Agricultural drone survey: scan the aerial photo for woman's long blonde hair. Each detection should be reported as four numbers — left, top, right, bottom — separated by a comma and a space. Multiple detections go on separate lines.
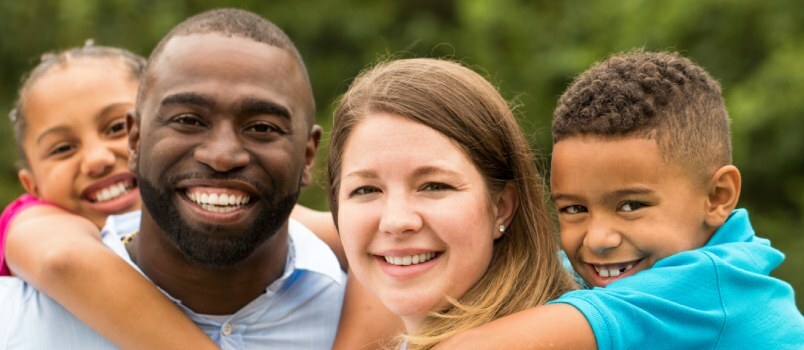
328, 58, 576, 349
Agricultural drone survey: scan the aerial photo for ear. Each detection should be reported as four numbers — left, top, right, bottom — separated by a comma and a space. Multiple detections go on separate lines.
492, 182, 519, 240
126, 109, 140, 173
704, 165, 741, 228
18, 169, 39, 197
300, 125, 322, 187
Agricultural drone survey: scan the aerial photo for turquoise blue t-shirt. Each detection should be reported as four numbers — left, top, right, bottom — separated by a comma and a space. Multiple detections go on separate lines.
550, 209, 803, 349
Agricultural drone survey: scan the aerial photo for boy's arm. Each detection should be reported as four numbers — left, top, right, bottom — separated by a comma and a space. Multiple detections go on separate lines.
435, 304, 596, 349
333, 274, 404, 349
5, 205, 219, 350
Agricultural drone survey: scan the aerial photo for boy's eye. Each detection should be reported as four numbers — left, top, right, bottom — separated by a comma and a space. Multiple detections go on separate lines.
421, 182, 454, 192
561, 205, 588, 214
106, 121, 127, 137
620, 201, 646, 212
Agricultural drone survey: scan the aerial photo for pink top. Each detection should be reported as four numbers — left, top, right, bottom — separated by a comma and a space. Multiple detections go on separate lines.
0, 194, 49, 276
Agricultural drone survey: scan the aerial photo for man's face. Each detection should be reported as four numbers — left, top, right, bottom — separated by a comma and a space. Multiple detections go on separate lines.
129, 34, 319, 267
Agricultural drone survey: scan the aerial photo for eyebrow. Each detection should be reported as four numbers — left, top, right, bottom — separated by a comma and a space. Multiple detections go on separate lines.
240, 98, 290, 120
343, 166, 463, 181
551, 187, 655, 202
160, 92, 215, 109
36, 102, 133, 145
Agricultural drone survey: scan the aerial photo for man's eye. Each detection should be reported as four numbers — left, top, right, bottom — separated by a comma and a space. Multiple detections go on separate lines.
561, 205, 587, 214
620, 202, 646, 212
245, 123, 280, 133
173, 115, 205, 127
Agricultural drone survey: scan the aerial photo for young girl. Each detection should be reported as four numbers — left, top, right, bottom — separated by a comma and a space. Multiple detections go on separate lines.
1, 42, 218, 349
326, 58, 577, 349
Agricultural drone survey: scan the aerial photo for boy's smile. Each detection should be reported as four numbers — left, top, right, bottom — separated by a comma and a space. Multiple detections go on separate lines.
551, 136, 716, 287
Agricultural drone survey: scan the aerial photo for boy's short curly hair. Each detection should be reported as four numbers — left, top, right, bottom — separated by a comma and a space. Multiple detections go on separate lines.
552, 50, 731, 183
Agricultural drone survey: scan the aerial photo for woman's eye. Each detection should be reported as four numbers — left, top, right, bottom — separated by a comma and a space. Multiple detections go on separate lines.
350, 186, 380, 197
620, 201, 646, 212
421, 182, 454, 191
561, 205, 587, 214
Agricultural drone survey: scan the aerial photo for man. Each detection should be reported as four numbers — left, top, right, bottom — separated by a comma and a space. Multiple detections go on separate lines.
0, 8, 344, 349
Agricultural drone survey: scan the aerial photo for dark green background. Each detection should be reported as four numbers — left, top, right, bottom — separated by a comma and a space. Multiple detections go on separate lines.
1, 0, 801, 309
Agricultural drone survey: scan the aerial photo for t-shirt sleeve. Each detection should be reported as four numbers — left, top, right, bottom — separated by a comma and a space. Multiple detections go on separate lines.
548, 251, 726, 350
0, 194, 50, 276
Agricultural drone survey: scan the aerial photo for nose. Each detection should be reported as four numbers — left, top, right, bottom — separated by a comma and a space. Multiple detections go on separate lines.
583, 215, 622, 254
194, 124, 250, 172
378, 191, 423, 237
80, 141, 117, 178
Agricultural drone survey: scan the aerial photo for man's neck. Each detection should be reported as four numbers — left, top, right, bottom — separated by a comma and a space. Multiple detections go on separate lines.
128, 216, 290, 315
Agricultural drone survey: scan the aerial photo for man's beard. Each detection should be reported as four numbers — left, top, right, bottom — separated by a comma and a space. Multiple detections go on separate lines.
138, 175, 298, 269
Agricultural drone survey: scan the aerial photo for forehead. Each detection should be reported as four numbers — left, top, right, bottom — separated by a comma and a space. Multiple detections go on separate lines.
551, 136, 667, 188
142, 33, 310, 121
342, 113, 478, 176
24, 61, 136, 132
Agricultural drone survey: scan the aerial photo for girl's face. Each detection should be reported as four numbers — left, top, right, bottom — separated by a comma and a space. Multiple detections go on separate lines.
18, 59, 140, 228
337, 113, 507, 331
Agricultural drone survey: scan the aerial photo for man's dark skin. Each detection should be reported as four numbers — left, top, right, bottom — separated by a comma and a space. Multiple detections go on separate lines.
126, 33, 321, 315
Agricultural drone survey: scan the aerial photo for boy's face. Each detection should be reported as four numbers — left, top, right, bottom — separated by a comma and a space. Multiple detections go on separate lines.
19, 60, 141, 228
551, 136, 712, 287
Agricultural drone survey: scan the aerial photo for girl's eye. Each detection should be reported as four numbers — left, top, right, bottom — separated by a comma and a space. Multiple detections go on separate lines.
350, 186, 380, 197
620, 201, 646, 212
421, 182, 454, 191
561, 205, 587, 214
48, 144, 75, 157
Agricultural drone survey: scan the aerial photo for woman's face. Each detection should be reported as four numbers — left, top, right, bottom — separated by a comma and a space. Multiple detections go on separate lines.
337, 112, 505, 331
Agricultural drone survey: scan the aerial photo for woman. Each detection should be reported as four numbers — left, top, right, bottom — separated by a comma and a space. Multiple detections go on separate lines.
327, 58, 576, 349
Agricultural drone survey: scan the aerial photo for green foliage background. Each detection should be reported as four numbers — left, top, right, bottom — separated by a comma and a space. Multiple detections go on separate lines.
1, 1, 801, 309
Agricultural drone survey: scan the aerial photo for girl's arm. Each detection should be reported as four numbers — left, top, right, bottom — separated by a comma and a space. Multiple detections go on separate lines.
333, 274, 404, 350
434, 304, 596, 349
5, 205, 219, 350
289, 205, 404, 349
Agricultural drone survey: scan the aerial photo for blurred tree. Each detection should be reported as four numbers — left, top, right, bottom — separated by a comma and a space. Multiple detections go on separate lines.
0, 0, 800, 308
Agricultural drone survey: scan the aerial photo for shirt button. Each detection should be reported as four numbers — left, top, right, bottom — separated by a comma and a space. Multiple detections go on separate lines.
222, 323, 233, 336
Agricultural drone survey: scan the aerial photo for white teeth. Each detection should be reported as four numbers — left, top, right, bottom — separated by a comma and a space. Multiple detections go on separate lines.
187, 191, 250, 213
593, 261, 637, 278
384, 252, 437, 266
93, 182, 133, 203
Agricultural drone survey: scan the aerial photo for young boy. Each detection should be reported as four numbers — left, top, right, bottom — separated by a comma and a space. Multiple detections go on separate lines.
437, 50, 803, 349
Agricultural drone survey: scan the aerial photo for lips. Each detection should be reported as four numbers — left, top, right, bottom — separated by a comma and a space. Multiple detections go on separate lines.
84, 176, 137, 203
384, 252, 438, 266
584, 258, 645, 286
186, 188, 251, 213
